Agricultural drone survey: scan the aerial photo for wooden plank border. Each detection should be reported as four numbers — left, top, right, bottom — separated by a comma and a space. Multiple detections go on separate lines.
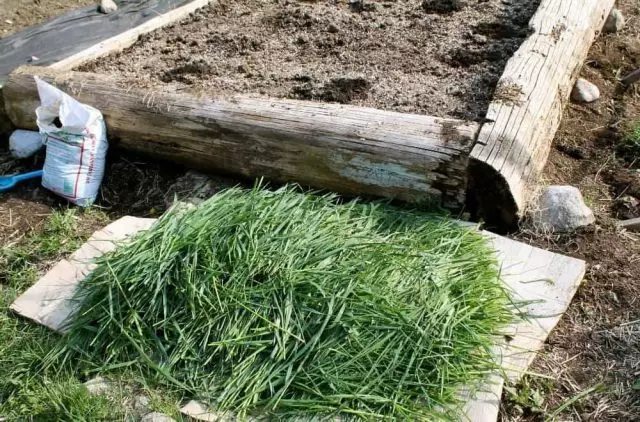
3, 0, 612, 225
4, 67, 479, 208
468, 0, 615, 227
48, 0, 213, 72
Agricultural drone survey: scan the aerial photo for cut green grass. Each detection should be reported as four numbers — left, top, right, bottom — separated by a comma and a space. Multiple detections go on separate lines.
52, 186, 518, 420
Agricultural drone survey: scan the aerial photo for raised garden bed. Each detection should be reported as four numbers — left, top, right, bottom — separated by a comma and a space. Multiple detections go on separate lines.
1, 0, 615, 228
79, 0, 539, 121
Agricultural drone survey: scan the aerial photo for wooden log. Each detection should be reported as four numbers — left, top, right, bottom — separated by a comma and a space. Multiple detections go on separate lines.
468, 0, 615, 227
0, 91, 14, 137
3, 66, 479, 208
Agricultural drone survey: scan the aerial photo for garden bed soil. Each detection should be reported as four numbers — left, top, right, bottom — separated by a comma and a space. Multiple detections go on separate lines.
79, 0, 539, 121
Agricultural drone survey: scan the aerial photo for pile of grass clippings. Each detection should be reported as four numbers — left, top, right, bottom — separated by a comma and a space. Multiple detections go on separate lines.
53, 186, 516, 420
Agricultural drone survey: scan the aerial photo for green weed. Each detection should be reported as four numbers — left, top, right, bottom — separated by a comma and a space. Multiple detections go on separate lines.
0, 208, 108, 288
504, 375, 555, 415
618, 121, 640, 164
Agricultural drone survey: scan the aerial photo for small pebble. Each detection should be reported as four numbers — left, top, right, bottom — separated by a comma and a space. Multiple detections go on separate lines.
84, 376, 112, 396
134, 395, 151, 410
99, 0, 118, 14
604, 8, 625, 33
141, 413, 176, 422
5, 20, 13, 24
571, 78, 600, 103
472, 33, 488, 44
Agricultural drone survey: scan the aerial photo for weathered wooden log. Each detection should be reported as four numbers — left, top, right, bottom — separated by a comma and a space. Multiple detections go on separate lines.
468, 0, 615, 227
3, 66, 479, 208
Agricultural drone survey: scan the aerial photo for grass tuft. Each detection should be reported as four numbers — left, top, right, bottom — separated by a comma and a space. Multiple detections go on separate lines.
53, 186, 517, 420
0, 208, 96, 289
0, 208, 125, 420
618, 121, 640, 164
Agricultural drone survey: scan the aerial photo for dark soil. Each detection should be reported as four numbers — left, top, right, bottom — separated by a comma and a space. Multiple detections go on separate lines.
80, 0, 539, 121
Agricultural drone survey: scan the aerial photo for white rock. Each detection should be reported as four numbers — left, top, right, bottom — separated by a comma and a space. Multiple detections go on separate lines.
99, 0, 118, 14
180, 400, 235, 421
29, 56, 39, 62
9, 130, 44, 158
571, 78, 600, 103
5, 20, 13, 24
604, 8, 625, 33
84, 376, 111, 396
531, 186, 595, 232
141, 412, 176, 422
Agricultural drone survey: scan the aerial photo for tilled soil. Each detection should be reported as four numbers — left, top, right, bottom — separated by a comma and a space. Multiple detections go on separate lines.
80, 0, 539, 121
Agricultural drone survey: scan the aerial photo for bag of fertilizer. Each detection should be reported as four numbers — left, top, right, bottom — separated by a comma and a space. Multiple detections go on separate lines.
35, 77, 108, 206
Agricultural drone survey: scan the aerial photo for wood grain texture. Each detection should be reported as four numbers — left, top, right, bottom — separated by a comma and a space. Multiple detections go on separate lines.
464, 230, 586, 421
469, 0, 615, 226
0, 0, 203, 83
3, 67, 479, 207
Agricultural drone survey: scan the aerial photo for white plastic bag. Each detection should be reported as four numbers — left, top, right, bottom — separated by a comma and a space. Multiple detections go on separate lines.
35, 77, 108, 206
9, 129, 44, 158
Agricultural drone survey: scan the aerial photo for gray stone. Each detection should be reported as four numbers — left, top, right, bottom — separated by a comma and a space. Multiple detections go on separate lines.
141, 413, 176, 422
571, 78, 600, 103
164, 171, 228, 208
531, 186, 595, 232
604, 8, 625, 33
133, 395, 151, 411
99, 0, 118, 14
180, 400, 235, 421
84, 376, 111, 396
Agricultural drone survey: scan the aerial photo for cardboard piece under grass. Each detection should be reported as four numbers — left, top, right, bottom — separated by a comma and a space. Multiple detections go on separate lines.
11, 216, 585, 421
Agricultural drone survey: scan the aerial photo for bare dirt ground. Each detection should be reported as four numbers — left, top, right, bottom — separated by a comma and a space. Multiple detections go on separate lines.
80, 0, 539, 121
0, 0, 94, 38
501, 1, 640, 420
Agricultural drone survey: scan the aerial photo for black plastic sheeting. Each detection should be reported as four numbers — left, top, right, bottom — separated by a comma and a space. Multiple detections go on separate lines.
0, 0, 195, 83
